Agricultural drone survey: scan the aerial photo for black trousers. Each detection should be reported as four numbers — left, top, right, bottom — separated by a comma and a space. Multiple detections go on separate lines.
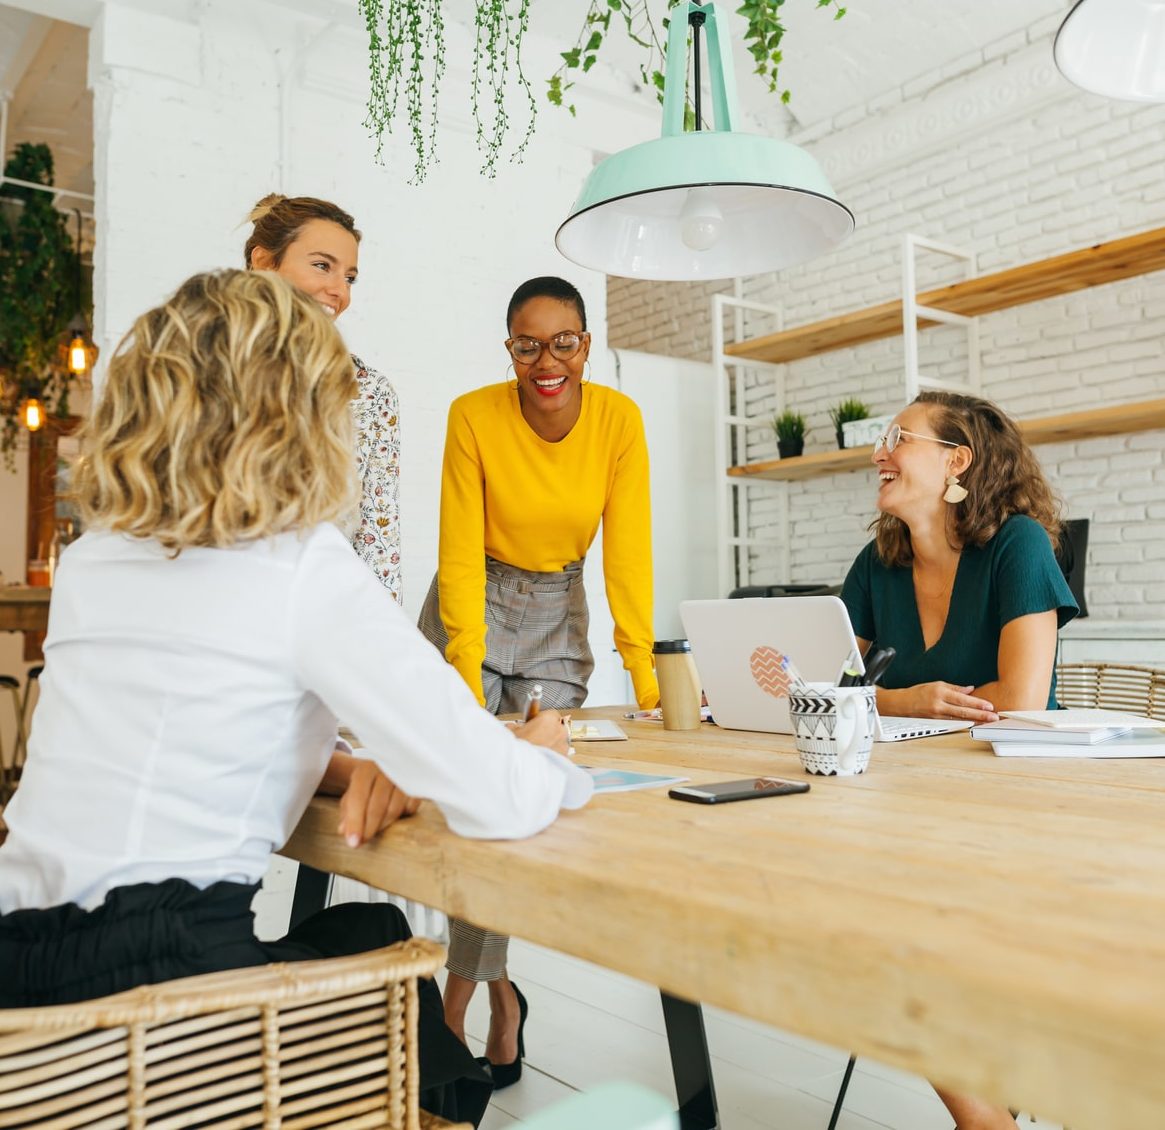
0, 879, 493, 1126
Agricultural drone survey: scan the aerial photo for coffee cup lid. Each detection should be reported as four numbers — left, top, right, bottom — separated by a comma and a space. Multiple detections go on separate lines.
652, 639, 691, 654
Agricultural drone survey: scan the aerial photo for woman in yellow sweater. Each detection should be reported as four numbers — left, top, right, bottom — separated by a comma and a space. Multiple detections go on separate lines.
419, 275, 659, 1086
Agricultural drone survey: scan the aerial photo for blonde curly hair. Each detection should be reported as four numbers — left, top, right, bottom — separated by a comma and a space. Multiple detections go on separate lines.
72, 269, 358, 552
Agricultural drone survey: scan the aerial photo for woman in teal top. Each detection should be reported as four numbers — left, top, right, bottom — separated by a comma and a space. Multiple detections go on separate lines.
843, 513, 1076, 708
842, 390, 1077, 724
841, 391, 1077, 1130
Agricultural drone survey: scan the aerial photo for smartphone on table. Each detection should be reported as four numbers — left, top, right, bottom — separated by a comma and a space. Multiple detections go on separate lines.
668, 777, 810, 804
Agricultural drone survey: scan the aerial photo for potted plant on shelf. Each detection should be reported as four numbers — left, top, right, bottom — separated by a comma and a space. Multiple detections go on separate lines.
828, 398, 869, 450
772, 410, 807, 459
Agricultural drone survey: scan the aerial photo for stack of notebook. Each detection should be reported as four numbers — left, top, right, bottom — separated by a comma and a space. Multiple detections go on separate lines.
971, 710, 1165, 758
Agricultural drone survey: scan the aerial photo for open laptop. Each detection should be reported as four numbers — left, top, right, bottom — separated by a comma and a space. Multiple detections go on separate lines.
679, 596, 971, 741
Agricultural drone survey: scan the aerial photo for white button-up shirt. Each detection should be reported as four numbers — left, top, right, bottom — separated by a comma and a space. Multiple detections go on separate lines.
0, 524, 593, 913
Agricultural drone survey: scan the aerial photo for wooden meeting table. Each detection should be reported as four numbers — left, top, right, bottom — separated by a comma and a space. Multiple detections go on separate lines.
282, 709, 1165, 1130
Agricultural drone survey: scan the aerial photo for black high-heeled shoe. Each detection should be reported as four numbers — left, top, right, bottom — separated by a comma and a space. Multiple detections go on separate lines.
487, 981, 528, 1090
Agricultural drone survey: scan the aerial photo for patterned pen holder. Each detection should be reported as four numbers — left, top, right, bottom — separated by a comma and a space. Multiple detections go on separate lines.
789, 684, 877, 776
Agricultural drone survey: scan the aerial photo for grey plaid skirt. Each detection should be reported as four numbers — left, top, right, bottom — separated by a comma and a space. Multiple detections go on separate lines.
418, 556, 593, 715
418, 556, 593, 979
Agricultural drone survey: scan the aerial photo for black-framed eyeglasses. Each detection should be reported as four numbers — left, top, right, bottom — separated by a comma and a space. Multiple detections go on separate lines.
874, 424, 960, 454
506, 331, 589, 364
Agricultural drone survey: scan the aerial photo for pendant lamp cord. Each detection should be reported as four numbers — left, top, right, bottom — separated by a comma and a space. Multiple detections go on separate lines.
689, 7, 705, 130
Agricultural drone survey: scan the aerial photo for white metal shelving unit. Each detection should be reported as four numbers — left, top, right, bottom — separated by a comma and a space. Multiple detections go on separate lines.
711, 291, 788, 597
902, 233, 981, 398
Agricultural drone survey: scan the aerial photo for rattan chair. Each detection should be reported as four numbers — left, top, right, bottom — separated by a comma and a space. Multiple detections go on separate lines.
0, 936, 467, 1130
1055, 662, 1165, 720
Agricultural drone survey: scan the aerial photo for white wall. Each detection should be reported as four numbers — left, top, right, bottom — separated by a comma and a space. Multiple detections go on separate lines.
610, 14, 1165, 626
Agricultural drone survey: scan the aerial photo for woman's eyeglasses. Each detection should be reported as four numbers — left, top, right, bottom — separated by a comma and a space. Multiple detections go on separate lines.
874, 424, 960, 454
506, 331, 588, 364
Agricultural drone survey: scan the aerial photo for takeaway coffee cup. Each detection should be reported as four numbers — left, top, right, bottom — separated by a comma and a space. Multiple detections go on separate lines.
653, 639, 701, 731
788, 684, 877, 776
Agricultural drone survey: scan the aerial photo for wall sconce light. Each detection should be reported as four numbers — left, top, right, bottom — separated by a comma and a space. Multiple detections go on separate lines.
67, 319, 89, 375
66, 209, 93, 375
556, 1, 853, 280
22, 398, 45, 432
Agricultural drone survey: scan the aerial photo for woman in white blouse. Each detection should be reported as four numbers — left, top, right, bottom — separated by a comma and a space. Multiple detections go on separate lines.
0, 270, 591, 1126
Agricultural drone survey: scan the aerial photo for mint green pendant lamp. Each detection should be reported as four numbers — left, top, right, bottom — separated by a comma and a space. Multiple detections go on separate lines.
555, 2, 853, 280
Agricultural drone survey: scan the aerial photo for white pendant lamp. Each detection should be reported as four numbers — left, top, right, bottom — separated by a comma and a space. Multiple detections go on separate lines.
555, 2, 853, 280
1055, 0, 1165, 101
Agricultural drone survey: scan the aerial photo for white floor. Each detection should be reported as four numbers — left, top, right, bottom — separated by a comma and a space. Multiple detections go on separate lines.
254, 861, 1060, 1130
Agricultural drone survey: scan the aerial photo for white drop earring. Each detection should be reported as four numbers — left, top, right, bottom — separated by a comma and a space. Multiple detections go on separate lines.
943, 475, 968, 504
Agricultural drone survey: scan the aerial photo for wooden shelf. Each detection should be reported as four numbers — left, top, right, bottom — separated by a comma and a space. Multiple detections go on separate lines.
728, 398, 1165, 482
724, 227, 1165, 365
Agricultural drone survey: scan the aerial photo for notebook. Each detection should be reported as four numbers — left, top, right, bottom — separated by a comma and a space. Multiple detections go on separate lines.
679, 596, 971, 741
999, 709, 1164, 730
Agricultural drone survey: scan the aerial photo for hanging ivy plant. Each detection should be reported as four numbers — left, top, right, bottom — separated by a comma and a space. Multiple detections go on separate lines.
0, 143, 83, 471
360, 0, 846, 182
360, 0, 536, 181
549, 0, 847, 117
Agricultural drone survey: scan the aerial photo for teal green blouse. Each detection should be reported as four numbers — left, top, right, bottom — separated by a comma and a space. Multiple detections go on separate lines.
841, 515, 1079, 709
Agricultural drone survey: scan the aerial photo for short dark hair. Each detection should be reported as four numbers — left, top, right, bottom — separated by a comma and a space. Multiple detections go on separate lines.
506, 276, 587, 333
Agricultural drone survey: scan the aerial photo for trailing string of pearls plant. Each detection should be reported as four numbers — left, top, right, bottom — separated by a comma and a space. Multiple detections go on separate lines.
358, 0, 846, 182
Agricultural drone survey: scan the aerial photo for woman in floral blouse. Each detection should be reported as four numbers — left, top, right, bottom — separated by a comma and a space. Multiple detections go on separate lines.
245, 194, 401, 603
245, 193, 406, 836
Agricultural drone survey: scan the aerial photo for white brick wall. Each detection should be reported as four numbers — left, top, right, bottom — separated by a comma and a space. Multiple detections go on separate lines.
614, 20, 1165, 620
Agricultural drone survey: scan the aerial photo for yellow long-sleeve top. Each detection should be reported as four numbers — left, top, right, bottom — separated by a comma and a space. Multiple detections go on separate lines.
438, 381, 659, 710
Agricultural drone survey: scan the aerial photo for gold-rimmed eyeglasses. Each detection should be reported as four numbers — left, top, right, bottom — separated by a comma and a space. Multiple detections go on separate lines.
506, 331, 589, 365
874, 424, 960, 454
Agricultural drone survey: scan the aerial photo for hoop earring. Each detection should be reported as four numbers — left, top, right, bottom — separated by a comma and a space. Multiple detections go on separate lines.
943, 475, 968, 504
506, 361, 518, 391
582, 360, 592, 385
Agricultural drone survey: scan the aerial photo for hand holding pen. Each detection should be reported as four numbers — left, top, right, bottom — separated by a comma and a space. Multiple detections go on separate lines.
522, 684, 543, 722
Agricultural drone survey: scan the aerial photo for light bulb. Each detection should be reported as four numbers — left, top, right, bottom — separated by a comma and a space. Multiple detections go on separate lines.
68, 335, 88, 374
679, 189, 724, 252
23, 398, 44, 432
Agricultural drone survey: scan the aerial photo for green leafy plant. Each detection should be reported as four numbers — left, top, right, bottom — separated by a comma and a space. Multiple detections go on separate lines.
550, 0, 847, 120
772, 409, 806, 443
0, 143, 84, 470
828, 397, 869, 449
772, 409, 807, 457
360, 1, 847, 182
360, 0, 536, 181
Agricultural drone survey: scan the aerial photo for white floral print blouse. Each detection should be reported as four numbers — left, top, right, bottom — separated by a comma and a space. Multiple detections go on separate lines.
350, 355, 401, 605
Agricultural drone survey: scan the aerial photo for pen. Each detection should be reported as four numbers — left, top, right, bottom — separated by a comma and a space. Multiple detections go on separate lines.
780, 653, 810, 694
837, 647, 864, 687
522, 684, 543, 723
